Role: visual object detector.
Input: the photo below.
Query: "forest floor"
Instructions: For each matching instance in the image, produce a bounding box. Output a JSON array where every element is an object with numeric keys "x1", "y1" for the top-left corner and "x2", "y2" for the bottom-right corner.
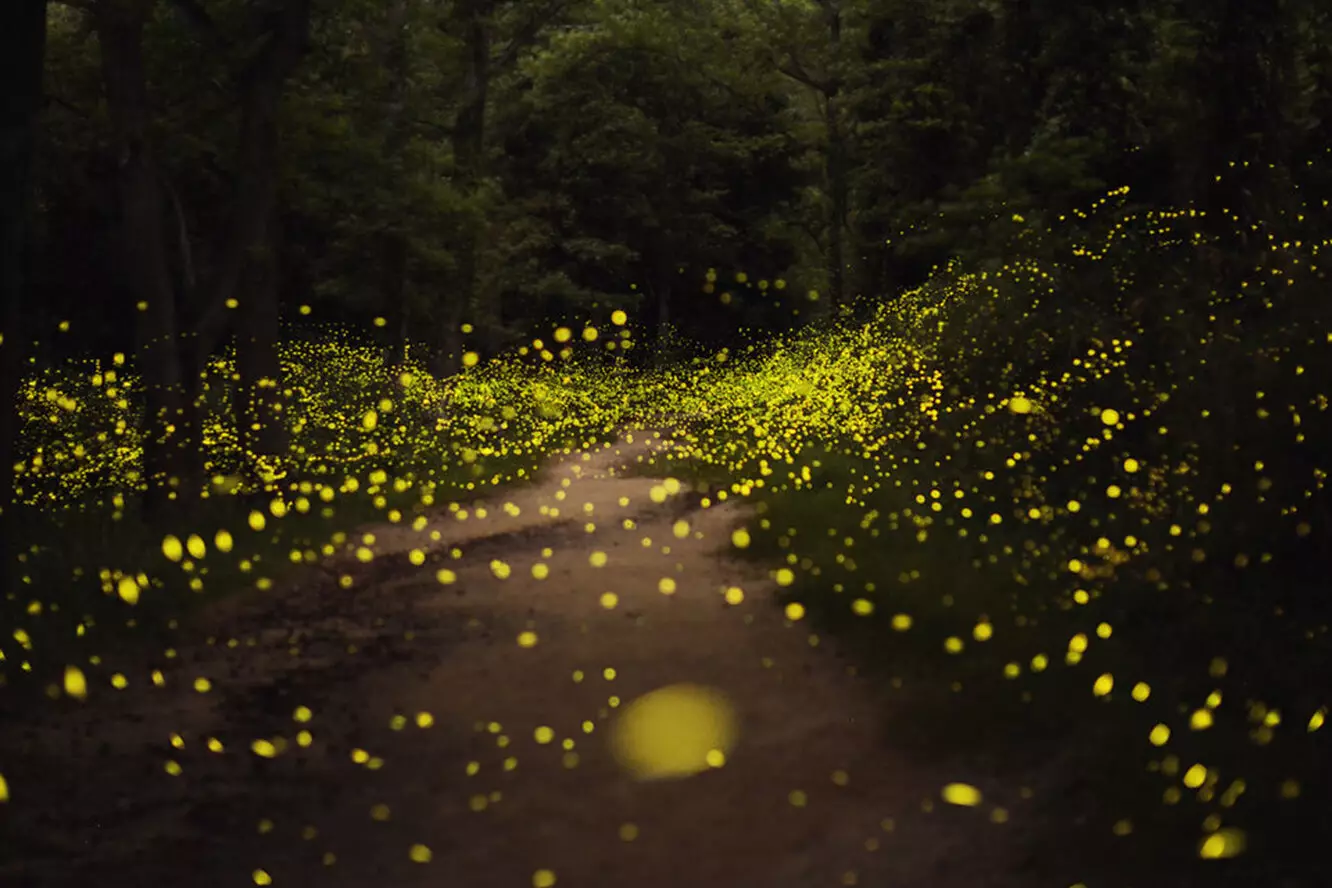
[{"x1": 1, "y1": 428, "x2": 1059, "y2": 888}]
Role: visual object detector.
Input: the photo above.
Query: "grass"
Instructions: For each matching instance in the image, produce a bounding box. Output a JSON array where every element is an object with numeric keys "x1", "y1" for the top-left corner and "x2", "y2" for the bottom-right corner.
[{"x1": 703, "y1": 437, "x2": 1331, "y2": 888}]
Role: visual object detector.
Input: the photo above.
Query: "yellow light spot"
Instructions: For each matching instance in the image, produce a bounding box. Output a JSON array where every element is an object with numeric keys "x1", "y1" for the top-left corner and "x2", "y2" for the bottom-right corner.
[
  {"x1": 409, "y1": 844, "x2": 432, "y2": 863},
  {"x1": 162, "y1": 535, "x2": 183, "y2": 561},
  {"x1": 589, "y1": 551, "x2": 608, "y2": 568},
  {"x1": 944, "y1": 637, "x2": 964, "y2": 654},
  {"x1": 116, "y1": 575, "x2": 140, "y2": 605},
  {"x1": 973, "y1": 622, "x2": 993, "y2": 641},
  {"x1": 775, "y1": 568, "x2": 795, "y2": 586},
  {"x1": 0, "y1": 773, "x2": 8, "y2": 802},
  {"x1": 1183, "y1": 764, "x2": 1207, "y2": 788},
  {"x1": 731, "y1": 528, "x2": 751, "y2": 548},
  {"x1": 600, "y1": 592, "x2": 619, "y2": 609},
  {"x1": 658, "y1": 577, "x2": 676, "y2": 595},
  {"x1": 618, "y1": 822, "x2": 639, "y2": 841},
  {"x1": 724, "y1": 586, "x2": 745, "y2": 605},
  {"x1": 251, "y1": 739, "x2": 278, "y2": 758},
  {"x1": 436, "y1": 569, "x2": 456, "y2": 584},
  {"x1": 1149, "y1": 724, "x2": 1171, "y2": 746},
  {"x1": 609, "y1": 684, "x2": 738, "y2": 781},
  {"x1": 785, "y1": 602, "x2": 806, "y2": 621},
  {"x1": 611, "y1": 310, "x2": 628, "y2": 325},
  {"x1": 532, "y1": 563, "x2": 549, "y2": 579},
  {"x1": 1131, "y1": 682, "x2": 1151, "y2": 702},
  {"x1": 673, "y1": 519, "x2": 691, "y2": 539},
  {"x1": 891, "y1": 614, "x2": 912, "y2": 631},
  {"x1": 1093, "y1": 674, "x2": 1114, "y2": 697},
  {"x1": 1190, "y1": 709, "x2": 1214, "y2": 731},
  {"x1": 789, "y1": 789, "x2": 808, "y2": 807},
  {"x1": 518, "y1": 631, "x2": 539, "y2": 648},
  {"x1": 1199, "y1": 828, "x2": 1246, "y2": 859},
  {"x1": 462, "y1": 352, "x2": 479, "y2": 367},
  {"x1": 64, "y1": 666, "x2": 87, "y2": 700},
  {"x1": 253, "y1": 870, "x2": 272, "y2": 886},
  {"x1": 533, "y1": 869, "x2": 557, "y2": 888},
  {"x1": 1009, "y1": 397, "x2": 1032, "y2": 414},
  {"x1": 942, "y1": 783, "x2": 982, "y2": 806},
  {"x1": 1101, "y1": 408, "x2": 1120, "y2": 425},
  {"x1": 193, "y1": 677, "x2": 212, "y2": 693},
  {"x1": 851, "y1": 598, "x2": 873, "y2": 616}
]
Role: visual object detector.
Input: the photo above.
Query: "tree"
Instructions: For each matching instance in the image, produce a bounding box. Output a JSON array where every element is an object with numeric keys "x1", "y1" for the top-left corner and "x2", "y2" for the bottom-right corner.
[
  {"x1": 86, "y1": 0, "x2": 312, "y2": 506},
  {"x1": 495, "y1": 0, "x2": 810, "y2": 353},
  {"x1": 0, "y1": 0, "x2": 48, "y2": 584},
  {"x1": 93, "y1": 0, "x2": 189, "y2": 511}
]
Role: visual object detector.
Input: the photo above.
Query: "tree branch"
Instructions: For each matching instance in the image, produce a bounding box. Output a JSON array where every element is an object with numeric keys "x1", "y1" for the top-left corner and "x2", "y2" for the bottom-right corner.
[
  {"x1": 778, "y1": 43, "x2": 831, "y2": 94},
  {"x1": 167, "y1": 0, "x2": 228, "y2": 50},
  {"x1": 43, "y1": 93, "x2": 93, "y2": 118},
  {"x1": 491, "y1": 0, "x2": 568, "y2": 72}
]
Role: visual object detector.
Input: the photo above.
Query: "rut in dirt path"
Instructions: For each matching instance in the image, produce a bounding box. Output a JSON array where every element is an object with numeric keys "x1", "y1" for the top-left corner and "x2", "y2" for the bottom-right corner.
[{"x1": 3, "y1": 429, "x2": 1037, "y2": 888}]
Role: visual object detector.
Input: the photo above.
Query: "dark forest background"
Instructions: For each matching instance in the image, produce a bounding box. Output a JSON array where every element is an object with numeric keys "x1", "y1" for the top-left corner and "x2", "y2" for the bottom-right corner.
[{"x1": 6, "y1": 0, "x2": 1332, "y2": 516}]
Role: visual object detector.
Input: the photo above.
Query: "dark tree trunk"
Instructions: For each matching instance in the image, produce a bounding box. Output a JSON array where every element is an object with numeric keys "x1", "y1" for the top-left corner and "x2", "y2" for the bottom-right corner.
[
  {"x1": 196, "y1": 0, "x2": 311, "y2": 488},
  {"x1": 191, "y1": 0, "x2": 310, "y2": 374},
  {"x1": 822, "y1": 1, "x2": 848, "y2": 309},
  {"x1": 381, "y1": 230, "x2": 409, "y2": 365},
  {"x1": 643, "y1": 246, "x2": 673, "y2": 367},
  {"x1": 95, "y1": 1, "x2": 190, "y2": 516},
  {"x1": 825, "y1": 90, "x2": 847, "y2": 309},
  {"x1": 442, "y1": 0, "x2": 491, "y2": 376},
  {"x1": 235, "y1": 202, "x2": 287, "y2": 483},
  {"x1": 0, "y1": 0, "x2": 47, "y2": 584},
  {"x1": 380, "y1": 0, "x2": 413, "y2": 368}
]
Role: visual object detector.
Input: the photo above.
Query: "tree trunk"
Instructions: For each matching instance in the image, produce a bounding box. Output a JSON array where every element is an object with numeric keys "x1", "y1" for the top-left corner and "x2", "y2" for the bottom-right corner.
[
  {"x1": 194, "y1": 0, "x2": 310, "y2": 489},
  {"x1": 825, "y1": 89, "x2": 847, "y2": 310},
  {"x1": 822, "y1": 1, "x2": 847, "y2": 310},
  {"x1": 443, "y1": 0, "x2": 491, "y2": 376},
  {"x1": 0, "y1": 0, "x2": 47, "y2": 585},
  {"x1": 380, "y1": 0, "x2": 413, "y2": 368},
  {"x1": 381, "y1": 230, "x2": 409, "y2": 364},
  {"x1": 95, "y1": 2, "x2": 190, "y2": 516},
  {"x1": 235, "y1": 203, "x2": 287, "y2": 487},
  {"x1": 190, "y1": 0, "x2": 310, "y2": 385}
]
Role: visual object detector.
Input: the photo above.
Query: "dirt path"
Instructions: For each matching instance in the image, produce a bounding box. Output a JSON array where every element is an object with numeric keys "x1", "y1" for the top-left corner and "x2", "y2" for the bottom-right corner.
[{"x1": 3, "y1": 429, "x2": 1038, "y2": 887}]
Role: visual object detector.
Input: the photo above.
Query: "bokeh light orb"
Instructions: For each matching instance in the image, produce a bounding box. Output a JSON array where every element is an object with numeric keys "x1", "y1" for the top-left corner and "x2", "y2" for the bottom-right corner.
[{"x1": 609, "y1": 683, "x2": 739, "y2": 781}]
